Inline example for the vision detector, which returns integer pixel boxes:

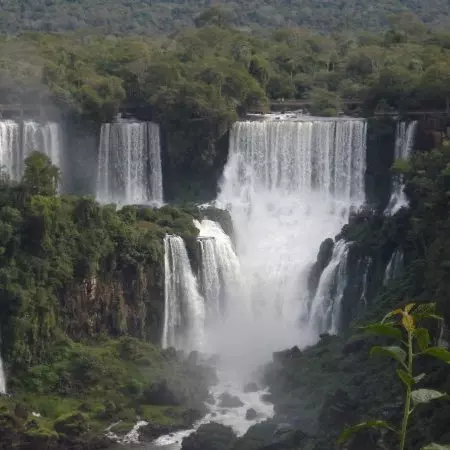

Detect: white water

[162,235,205,352]
[0,354,5,394]
[156,116,367,448]
[96,121,163,205]
[385,121,418,215]
[308,240,350,335]
[0,120,63,181]
[195,219,241,331]
[216,117,367,363]
[384,250,404,284]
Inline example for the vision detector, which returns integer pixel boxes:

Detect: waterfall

[360,257,371,307]
[162,235,205,352]
[0,120,20,180]
[385,121,418,214]
[384,250,404,284]
[0,120,63,181]
[0,353,5,394]
[96,121,163,205]
[195,219,241,329]
[216,117,367,366]
[308,240,350,335]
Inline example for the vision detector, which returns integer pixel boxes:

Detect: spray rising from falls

[162,235,205,352]
[96,121,163,205]
[0,120,64,181]
[215,117,367,365]
[385,121,418,215]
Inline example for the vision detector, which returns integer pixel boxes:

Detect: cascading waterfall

[96,121,163,205]
[195,219,241,329]
[0,120,20,180]
[216,117,367,365]
[0,354,5,394]
[385,121,418,214]
[0,120,63,181]
[157,116,367,446]
[359,257,371,307]
[162,235,205,352]
[308,240,350,335]
[384,250,404,284]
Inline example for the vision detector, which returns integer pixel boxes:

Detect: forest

[0,0,449,35]
[2,14,450,184]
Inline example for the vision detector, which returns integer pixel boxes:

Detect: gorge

[2,110,449,450]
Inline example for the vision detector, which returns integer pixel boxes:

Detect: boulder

[140,422,179,441]
[54,412,88,436]
[273,346,301,363]
[141,381,179,406]
[243,382,259,393]
[181,422,237,450]
[218,392,244,408]
[245,408,258,420]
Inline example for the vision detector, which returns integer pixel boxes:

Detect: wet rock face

[272,346,302,364]
[245,408,258,420]
[218,392,244,408]
[243,382,259,393]
[181,422,237,450]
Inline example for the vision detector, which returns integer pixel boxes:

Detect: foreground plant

[339,303,450,450]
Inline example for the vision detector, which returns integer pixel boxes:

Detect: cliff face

[61,262,164,343]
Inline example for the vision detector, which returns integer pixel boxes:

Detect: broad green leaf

[422,347,450,364]
[413,303,442,322]
[362,323,402,340]
[338,420,395,443]
[422,444,450,450]
[415,328,430,351]
[414,303,436,315]
[405,303,416,313]
[414,373,426,383]
[397,369,414,388]
[371,345,407,367]
[411,389,447,406]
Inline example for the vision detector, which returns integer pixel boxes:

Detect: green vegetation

[0,337,214,447]
[0,153,214,446]
[232,142,450,450]
[340,303,450,450]
[0,1,448,35]
[1,17,450,192]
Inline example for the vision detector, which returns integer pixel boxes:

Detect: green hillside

[0,0,449,35]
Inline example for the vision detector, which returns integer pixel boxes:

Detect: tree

[22,152,60,197]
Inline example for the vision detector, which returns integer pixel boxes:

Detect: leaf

[397,369,414,388]
[371,345,407,367]
[338,420,395,443]
[402,313,415,333]
[413,303,443,322]
[382,309,403,324]
[414,303,436,315]
[405,303,416,313]
[414,373,426,383]
[422,444,450,450]
[362,323,402,340]
[415,328,430,351]
[422,347,450,364]
[411,389,447,406]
